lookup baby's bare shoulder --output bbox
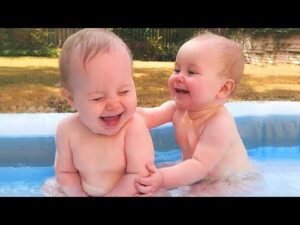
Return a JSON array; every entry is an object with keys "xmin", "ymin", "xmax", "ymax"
[
  {"xmin": 207, "ymin": 107, "xmax": 235, "ymax": 129},
  {"xmin": 125, "ymin": 113, "xmax": 148, "ymax": 131},
  {"xmin": 56, "ymin": 113, "xmax": 80, "ymax": 133}
]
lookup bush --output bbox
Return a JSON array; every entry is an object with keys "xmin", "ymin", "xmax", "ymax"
[
  {"xmin": 129, "ymin": 36, "xmax": 179, "ymax": 61},
  {"xmin": 0, "ymin": 29, "xmax": 59, "ymax": 57},
  {"xmin": 116, "ymin": 28, "xmax": 199, "ymax": 61},
  {"xmin": 0, "ymin": 47, "xmax": 59, "ymax": 57}
]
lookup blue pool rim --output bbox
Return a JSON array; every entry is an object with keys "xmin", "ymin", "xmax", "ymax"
[{"xmin": 1, "ymin": 101, "xmax": 300, "ymax": 166}]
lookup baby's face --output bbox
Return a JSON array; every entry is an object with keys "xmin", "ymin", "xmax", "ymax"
[
  {"xmin": 69, "ymin": 49, "xmax": 137, "ymax": 135},
  {"xmin": 168, "ymin": 39, "xmax": 226, "ymax": 111}
]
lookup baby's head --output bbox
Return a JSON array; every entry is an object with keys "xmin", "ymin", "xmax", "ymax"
[
  {"xmin": 168, "ymin": 33, "xmax": 244, "ymax": 110},
  {"xmin": 59, "ymin": 28, "xmax": 137, "ymax": 135},
  {"xmin": 192, "ymin": 33, "xmax": 244, "ymax": 85},
  {"xmin": 59, "ymin": 28, "xmax": 133, "ymax": 91}
]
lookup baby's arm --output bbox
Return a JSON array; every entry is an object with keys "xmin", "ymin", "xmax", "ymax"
[
  {"xmin": 54, "ymin": 119, "xmax": 88, "ymax": 196},
  {"xmin": 137, "ymin": 100, "xmax": 176, "ymax": 128},
  {"xmin": 137, "ymin": 114, "xmax": 232, "ymax": 190},
  {"xmin": 136, "ymin": 159, "xmax": 207, "ymax": 192},
  {"xmin": 134, "ymin": 163, "xmax": 163, "ymax": 196},
  {"xmin": 105, "ymin": 114, "xmax": 154, "ymax": 196}
]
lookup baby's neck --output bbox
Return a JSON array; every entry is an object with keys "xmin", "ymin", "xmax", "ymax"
[{"xmin": 187, "ymin": 104, "xmax": 223, "ymax": 121}]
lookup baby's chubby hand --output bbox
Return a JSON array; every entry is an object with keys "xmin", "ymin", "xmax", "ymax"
[{"xmin": 134, "ymin": 163, "xmax": 163, "ymax": 196}]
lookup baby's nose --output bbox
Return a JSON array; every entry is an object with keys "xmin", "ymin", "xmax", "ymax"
[
  {"xmin": 175, "ymin": 75, "xmax": 184, "ymax": 83},
  {"xmin": 106, "ymin": 101, "xmax": 120, "ymax": 111}
]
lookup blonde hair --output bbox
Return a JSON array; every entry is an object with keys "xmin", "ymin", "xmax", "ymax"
[
  {"xmin": 191, "ymin": 33, "xmax": 244, "ymax": 86},
  {"xmin": 59, "ymin": 28, "xmax": 132, "ymax": 90}
]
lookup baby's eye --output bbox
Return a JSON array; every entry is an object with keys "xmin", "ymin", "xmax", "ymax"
[
  {"xmin": 119, "ymin": 90, "xmax": 130, "ymax": 95},
  {"xmin": 173, "ymin": 69, "xmax": 180, "ymax": 74},
  {"xmin": 92, "ymin": 97, "xmax": 103, "ymax": 101},
  {"xmin": 188, "ymin": 70, "xmax": 197, "ymax": 76}
]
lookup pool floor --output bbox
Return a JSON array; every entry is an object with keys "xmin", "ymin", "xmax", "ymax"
[{"xmin": 1, "ymin": 146, "xmax": 300, "ymax": 197}]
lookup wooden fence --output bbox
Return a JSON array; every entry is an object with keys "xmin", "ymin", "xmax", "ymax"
[
  {"xmin": 44, "ymin": 28, "xmax": 300, "ymax": 64},
  {"xmin": 44, "ymin": 28, "xmax": 188, "ymax": 48},
  {"xmin": 45, "ymin": 28, "xmax": 82, "ymax": 47},
  {"xmin": 243, "ymin": 35, "xmax": 300, "ymax": 64}
]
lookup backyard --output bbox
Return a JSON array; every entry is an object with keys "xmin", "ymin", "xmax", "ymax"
[{"xmin": 0, "ymin": 57, "xmax": 300, "ymax": 112}]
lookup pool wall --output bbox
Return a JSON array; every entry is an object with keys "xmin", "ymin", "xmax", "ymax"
[{"xmin": 1, "ymin": 101, "xmax": 300, "ymax": 166}]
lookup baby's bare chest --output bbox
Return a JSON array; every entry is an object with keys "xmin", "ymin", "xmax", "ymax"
[
  {"xmin": 174, "ymin": 121, "xmax": 204, "ymax": 157},
  {"xmin": 70, "ymin": 133, "xmax": 126, "ymax": 172}
]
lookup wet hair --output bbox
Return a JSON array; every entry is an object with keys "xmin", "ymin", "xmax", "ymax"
[
  {"xmin": 191, "ymin": 33, "xmax": 245, "ymax": 86},
  {"xmin": 59, "ymin": 28, "xmax": 132, "ymax": 90}
]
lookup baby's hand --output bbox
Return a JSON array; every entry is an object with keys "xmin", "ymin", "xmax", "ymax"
[{"xmin": 134, "ymin": 163, "xmax": 163, "ymax": 196}]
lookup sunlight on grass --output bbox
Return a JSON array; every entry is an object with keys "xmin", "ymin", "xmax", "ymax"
[
  {"xmin": 0, "ymin": 57, "xmax": 59, "ymax": 68},
  {"xmin": 0, "ymin": 57, "xmax": 300, "ymax": 112},
  {"xmin": 133, "ymin": 61, "xmax": 174, "ymax": 69},
  {"xmin": 244, "ymin": 64, "xmax": 300, "ymax": 76},
  {"xmin": 0, "ymin": 85, "xmax": 60, "ymax": 112}
]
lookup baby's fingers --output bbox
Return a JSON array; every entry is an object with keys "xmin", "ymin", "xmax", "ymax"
[
  {"xmin": 136, "ymin": 177, "xmax": 153, "ymax": 186},
  {"xmin": 134, "ymin": 183, "xmax": 153, "ymax": 194}
]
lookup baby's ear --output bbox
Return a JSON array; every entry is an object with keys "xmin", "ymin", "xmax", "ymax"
[
  {"xmin": 61, "ymin": 88, "xmax": 76, "ymax": 110},
  {"xmin": 217, "ymin": 79, "xmax": 235, "ymax": 99}
]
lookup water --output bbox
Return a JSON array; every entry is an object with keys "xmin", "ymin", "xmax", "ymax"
[
  {"xmin": 246, "ymin": 146, "xmax": 300, "ymax": 196},
  {"xmin": 1, "ymin": 146, "xmax": 300, "ymax": 196},
  {"xmin": 157, "ymin": 146, "xmax": 300, "ymax": 196},
  {"xmin": 0, "ymin": 167, "xmax": 54, "ymax": 196}
]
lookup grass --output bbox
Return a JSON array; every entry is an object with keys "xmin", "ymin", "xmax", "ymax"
[{"xmin": 0, "ymin": 57, "xmax": 300, "ymax": 112}]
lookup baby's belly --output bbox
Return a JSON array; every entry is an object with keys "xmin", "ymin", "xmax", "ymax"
[
  {"xmin": 81, "ymin": 174, "xmax": 122, "ymax": 196},
  {"xmin": 82, "ymin": 181, "xmax": 111, "ymax": 196}
]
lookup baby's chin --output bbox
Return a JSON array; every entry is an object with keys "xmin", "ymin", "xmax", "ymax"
[
  {"xmin": 100, "ymin": 129, "xmax": 120, "ymax": 136},
  {"xmin": 91, "ymin": 127, "xmax": 121, "ymax": 136},
  {"xmin": 174, "ymin": 100, "xmax": 191, "ymax": 110}
]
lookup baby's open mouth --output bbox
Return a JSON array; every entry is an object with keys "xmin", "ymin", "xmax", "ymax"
[
  {"xmin": 175, "ymin": 88, "xmax": 189, "ymax": 94},
  {"xmin": 100, "ymin": 113, "xmax": 122, "ymax": 126}
]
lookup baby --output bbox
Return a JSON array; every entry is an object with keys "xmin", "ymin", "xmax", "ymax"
[
  {"xmin": 136, "ymin": 33, "xmax": 259, "ymax": 196},
  {"xmin": 43, "ymin": 28, "xmax": 154, "ymax": 196}
]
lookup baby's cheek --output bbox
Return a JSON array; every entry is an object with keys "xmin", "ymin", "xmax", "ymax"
[
  {"xmin": 167, "ymin": 78, "xmax": 174, "ymax": 89},
  {"xmin": 168, "ymin": 75, "xmax": 174, "ymax": 83}
]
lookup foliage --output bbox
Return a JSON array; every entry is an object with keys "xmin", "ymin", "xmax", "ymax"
[
  {"xmin": 0, "ymin": 28, "xmax": 299, "ymax": 60},
  {"xmin": 0, "ymin": 29, "xmax": 59, "ymax": 57},
  {"xmin": 0, "ymin": 47, "xmax": 59, "ymax": 57}
]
